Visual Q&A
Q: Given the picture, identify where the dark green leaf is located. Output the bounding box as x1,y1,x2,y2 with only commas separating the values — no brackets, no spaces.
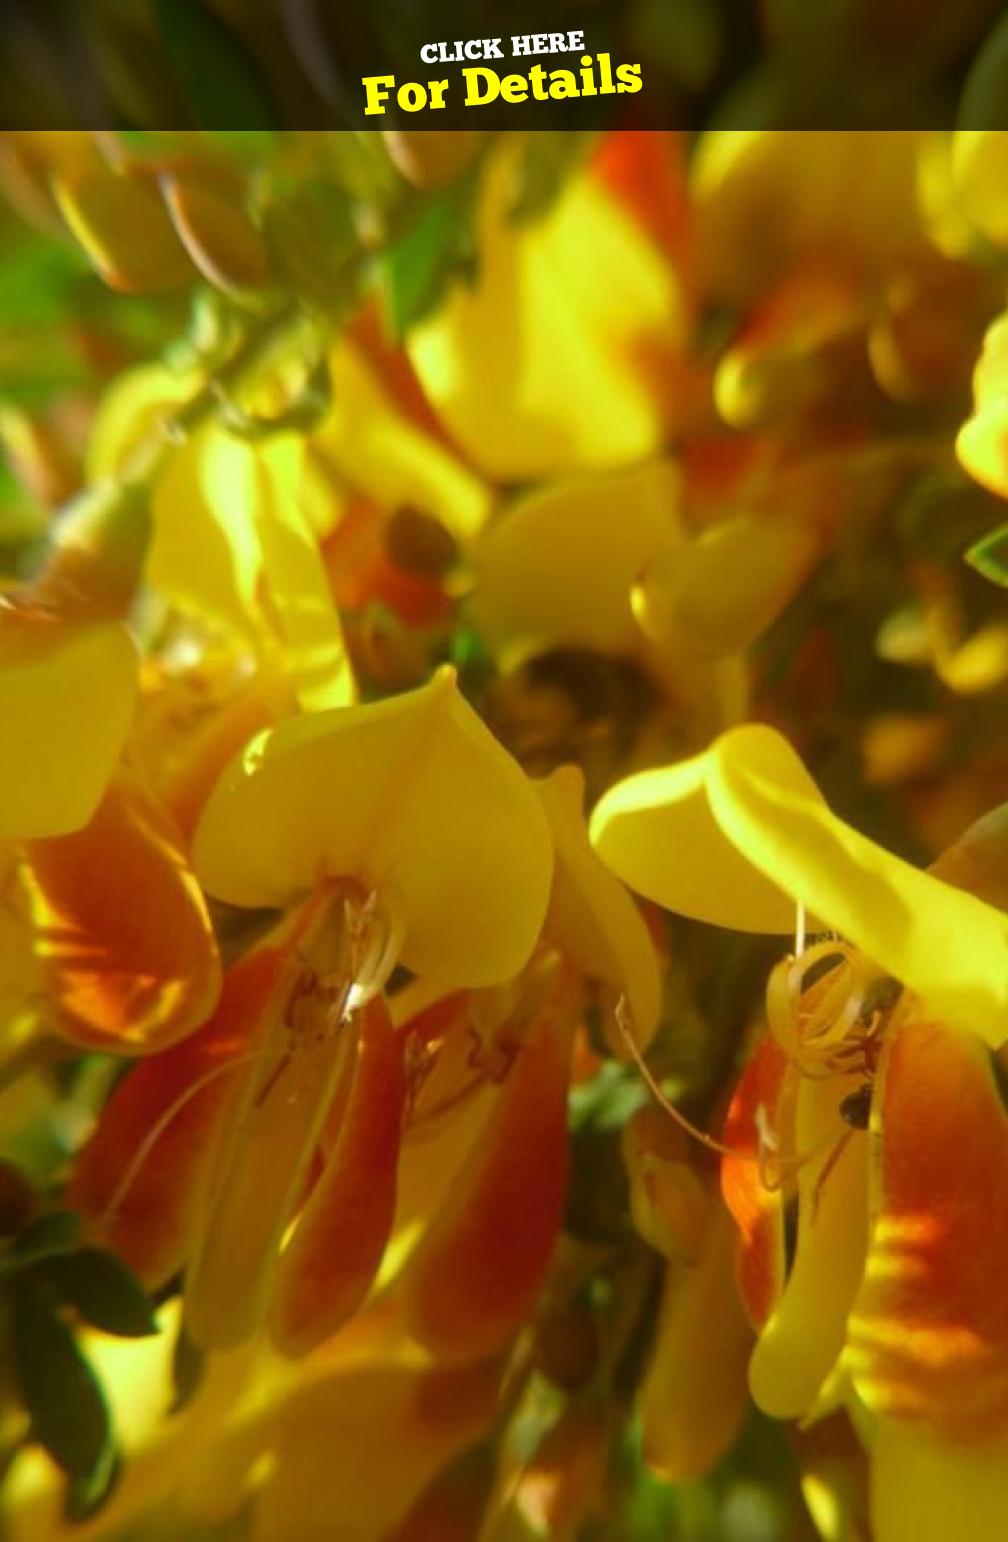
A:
40,1248,159,1338
11,1275,115,1489
151,0,275,129
966,522,1008,587
65,1450,121,1524
1,1210,81,1277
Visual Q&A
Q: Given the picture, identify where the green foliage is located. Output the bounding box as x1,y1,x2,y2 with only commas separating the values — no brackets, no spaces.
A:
11,1274,116,1512
2,1206,160,1521
966,521,1008,586
380,172,480,336
38,1249,160,1338
150,0,276,128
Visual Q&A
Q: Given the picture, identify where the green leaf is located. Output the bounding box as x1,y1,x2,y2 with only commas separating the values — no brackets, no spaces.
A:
1,1210,81,1277
966,522,1008,586
381,176,479,338
151,0,276,128
506,132,596,224
40,1249,159,1338
11,1275,116,1493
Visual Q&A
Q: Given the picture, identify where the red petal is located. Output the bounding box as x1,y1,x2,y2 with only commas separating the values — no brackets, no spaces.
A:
68,945,283,1285
270,995,407,1356
848,1015,1008,1439
402,981,573,1361
721,1032,789,1327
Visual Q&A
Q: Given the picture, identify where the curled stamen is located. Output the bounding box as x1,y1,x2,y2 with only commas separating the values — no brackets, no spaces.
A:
344,887,405,1013
765,942,883,1077
615,999,837,1195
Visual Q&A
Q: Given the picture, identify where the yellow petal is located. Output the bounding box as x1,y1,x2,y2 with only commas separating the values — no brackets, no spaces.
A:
253,436,355,710
590,738,798,934
957,312,1008,497
148,426,262,640
408,144,682,480
310,341,490,543
952,131,1008,251
0,608,137,840
692,131,926,302
871,1423,1008,1542
748,1076,869,1419
536,765,660,1052
88,361,201,483
593,725,1008,1045
473,460,681,666
642,1201,753,1480
149,426,353,708
632,510,818,662
192,669,553,988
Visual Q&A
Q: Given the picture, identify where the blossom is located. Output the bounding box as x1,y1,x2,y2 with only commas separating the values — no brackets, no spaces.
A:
592,724,1008,1538
473,459,816,741
406,139,685,481
72,668,554,1352
0,583,219,1057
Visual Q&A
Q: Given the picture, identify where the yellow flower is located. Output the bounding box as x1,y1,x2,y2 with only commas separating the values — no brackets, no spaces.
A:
591,723,1008,1045
691,131,928,304
472,460,815,737
172,668,552,1348
89,363,355,711
592,726,1008,1539
407,141,685,481
309,337,491,546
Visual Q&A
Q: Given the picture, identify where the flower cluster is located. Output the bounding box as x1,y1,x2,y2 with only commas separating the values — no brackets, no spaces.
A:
2,126,1008,1542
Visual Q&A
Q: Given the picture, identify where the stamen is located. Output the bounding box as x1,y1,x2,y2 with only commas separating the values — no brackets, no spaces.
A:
344,887,405,1012
616,999,834,1185
794,900,806,959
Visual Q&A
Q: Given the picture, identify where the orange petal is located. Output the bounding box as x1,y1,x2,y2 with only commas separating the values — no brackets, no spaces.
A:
402,980,574,1361
23,770,221,1051
183,894,357,1350
271,995,407,1356
847,1015,1008,1440
720,1033,789,1328
68,945,284,1286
